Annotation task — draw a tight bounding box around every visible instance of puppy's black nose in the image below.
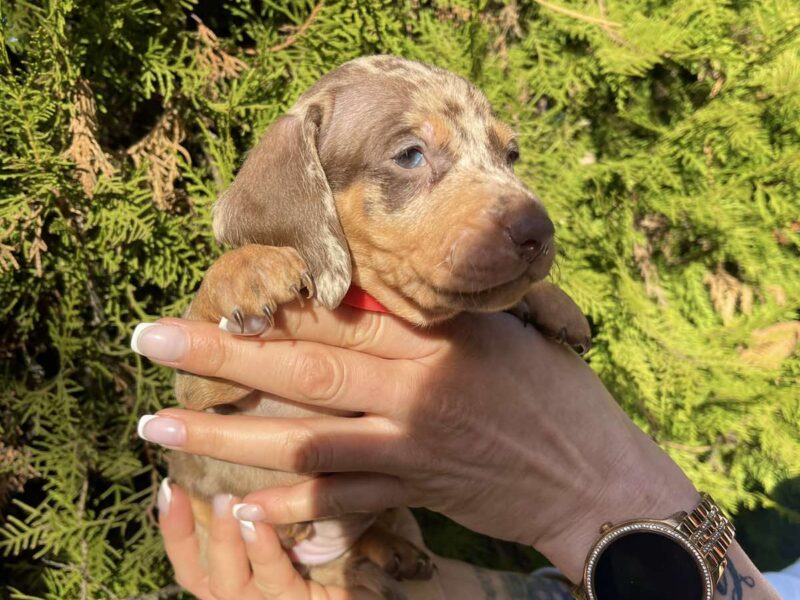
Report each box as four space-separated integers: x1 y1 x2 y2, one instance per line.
507 213 555 261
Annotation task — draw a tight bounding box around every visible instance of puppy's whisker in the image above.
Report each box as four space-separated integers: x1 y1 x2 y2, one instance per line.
432 249 452 272
447 238 462 275
550 256 563 284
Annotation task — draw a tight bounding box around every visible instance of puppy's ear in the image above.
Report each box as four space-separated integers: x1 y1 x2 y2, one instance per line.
212 102 351 309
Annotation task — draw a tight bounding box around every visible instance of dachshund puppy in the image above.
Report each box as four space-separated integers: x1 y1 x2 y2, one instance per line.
170 55 591 599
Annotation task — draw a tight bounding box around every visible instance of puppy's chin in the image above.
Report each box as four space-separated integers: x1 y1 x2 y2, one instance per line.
431 272 539 314
413 251 554 316
349 255 552 325
372 272 541 326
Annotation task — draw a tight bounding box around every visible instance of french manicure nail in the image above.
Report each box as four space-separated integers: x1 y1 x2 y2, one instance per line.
130 323 187 362
239 519 257 543
232 503 265 522
219 315 268 336
157 478 173 518
213 494 234 518
137 415 186 447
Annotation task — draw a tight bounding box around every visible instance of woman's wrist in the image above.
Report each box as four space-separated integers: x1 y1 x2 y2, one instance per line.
533 463 780 599
533 430 700 583
715 543 781 599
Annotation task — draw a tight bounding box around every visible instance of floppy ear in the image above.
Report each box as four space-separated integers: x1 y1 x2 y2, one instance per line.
212 102 351 309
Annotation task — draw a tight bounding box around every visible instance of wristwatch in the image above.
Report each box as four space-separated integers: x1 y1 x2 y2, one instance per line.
573 493 735 600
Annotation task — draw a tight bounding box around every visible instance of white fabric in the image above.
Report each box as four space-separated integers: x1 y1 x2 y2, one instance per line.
288 514 376 566
765 558 800 599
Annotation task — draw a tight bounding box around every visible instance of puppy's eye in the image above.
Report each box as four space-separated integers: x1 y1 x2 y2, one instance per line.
507 147 520 166
394 147 426 169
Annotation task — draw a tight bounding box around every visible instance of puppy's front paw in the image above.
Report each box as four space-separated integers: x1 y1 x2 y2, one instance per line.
196 244 314 335
512 281 592 354
353 526 435 581
343 557 408 600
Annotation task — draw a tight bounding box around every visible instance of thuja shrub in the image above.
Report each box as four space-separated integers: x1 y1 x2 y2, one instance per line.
1 0 798 596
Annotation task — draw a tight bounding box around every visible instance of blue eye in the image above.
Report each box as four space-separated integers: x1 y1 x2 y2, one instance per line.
393 146 426 169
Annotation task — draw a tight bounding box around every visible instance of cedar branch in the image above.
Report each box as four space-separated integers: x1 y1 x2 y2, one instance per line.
534 0 621 27
270 2 324 53
124 584 184 600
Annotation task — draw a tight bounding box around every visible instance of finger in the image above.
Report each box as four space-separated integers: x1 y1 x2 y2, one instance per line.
158 480 214 600
207 494 251 600
264 303 442 360
235 474 410 525
134 319 412 415
240 519 311 599
241 520 377 600
142 411 409 474
170 300 441 360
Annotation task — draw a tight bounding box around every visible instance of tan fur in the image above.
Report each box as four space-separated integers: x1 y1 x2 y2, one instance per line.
171 55 592 599
337 174 554 323
190 494 213 531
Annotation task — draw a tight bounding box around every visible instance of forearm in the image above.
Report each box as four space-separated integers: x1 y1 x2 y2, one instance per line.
541 494 781 600
436 545 780 600
501 430 780 599
715 543 780 600
471 568 571 599
434 556 573 599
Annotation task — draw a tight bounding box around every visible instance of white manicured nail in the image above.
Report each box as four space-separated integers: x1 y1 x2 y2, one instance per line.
213 494 234 517
137 415 186 446
130 323 156 354
239 519 257 543
219 315 269 336
157 478 172 518
233 503 265 521
137 415 157 440
130 323 187 362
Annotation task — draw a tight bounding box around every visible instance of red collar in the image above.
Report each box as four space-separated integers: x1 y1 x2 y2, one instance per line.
341 286 390 313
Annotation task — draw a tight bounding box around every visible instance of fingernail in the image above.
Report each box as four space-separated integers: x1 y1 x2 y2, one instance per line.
158 478 173 518
213 494 233 518
239 519 257 543
137 415 186 447
219 315 269 336
232 503 265 522
131 323 187 362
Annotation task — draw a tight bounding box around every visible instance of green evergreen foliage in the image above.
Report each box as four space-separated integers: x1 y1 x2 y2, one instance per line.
1 0 798 596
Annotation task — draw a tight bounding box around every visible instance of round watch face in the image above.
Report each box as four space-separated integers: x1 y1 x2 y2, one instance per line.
592 531 706 600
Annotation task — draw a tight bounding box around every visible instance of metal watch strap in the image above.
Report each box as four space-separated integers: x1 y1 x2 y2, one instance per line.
572 493 735 599
676 493 736 579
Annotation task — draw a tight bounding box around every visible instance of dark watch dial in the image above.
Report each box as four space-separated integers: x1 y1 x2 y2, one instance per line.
592 531 705 600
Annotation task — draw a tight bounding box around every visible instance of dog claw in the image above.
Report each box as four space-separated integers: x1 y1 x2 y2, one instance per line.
232 308 245 334
290 285 305 307
557 327 568 344
386 553 401 577
416 556 434 578
574 337 592 356
261 305 275 329
301 272 315 299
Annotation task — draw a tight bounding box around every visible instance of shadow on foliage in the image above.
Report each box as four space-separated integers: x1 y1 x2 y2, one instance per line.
736 476 800 572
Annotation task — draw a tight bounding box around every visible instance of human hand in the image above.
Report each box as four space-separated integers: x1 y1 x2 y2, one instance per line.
133 304 699 581
157 479 375 600
157 477 579 600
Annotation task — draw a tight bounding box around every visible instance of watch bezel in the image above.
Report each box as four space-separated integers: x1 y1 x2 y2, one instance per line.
582 520 713 600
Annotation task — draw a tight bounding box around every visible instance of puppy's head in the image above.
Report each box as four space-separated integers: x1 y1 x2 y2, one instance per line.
214 55 555 324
